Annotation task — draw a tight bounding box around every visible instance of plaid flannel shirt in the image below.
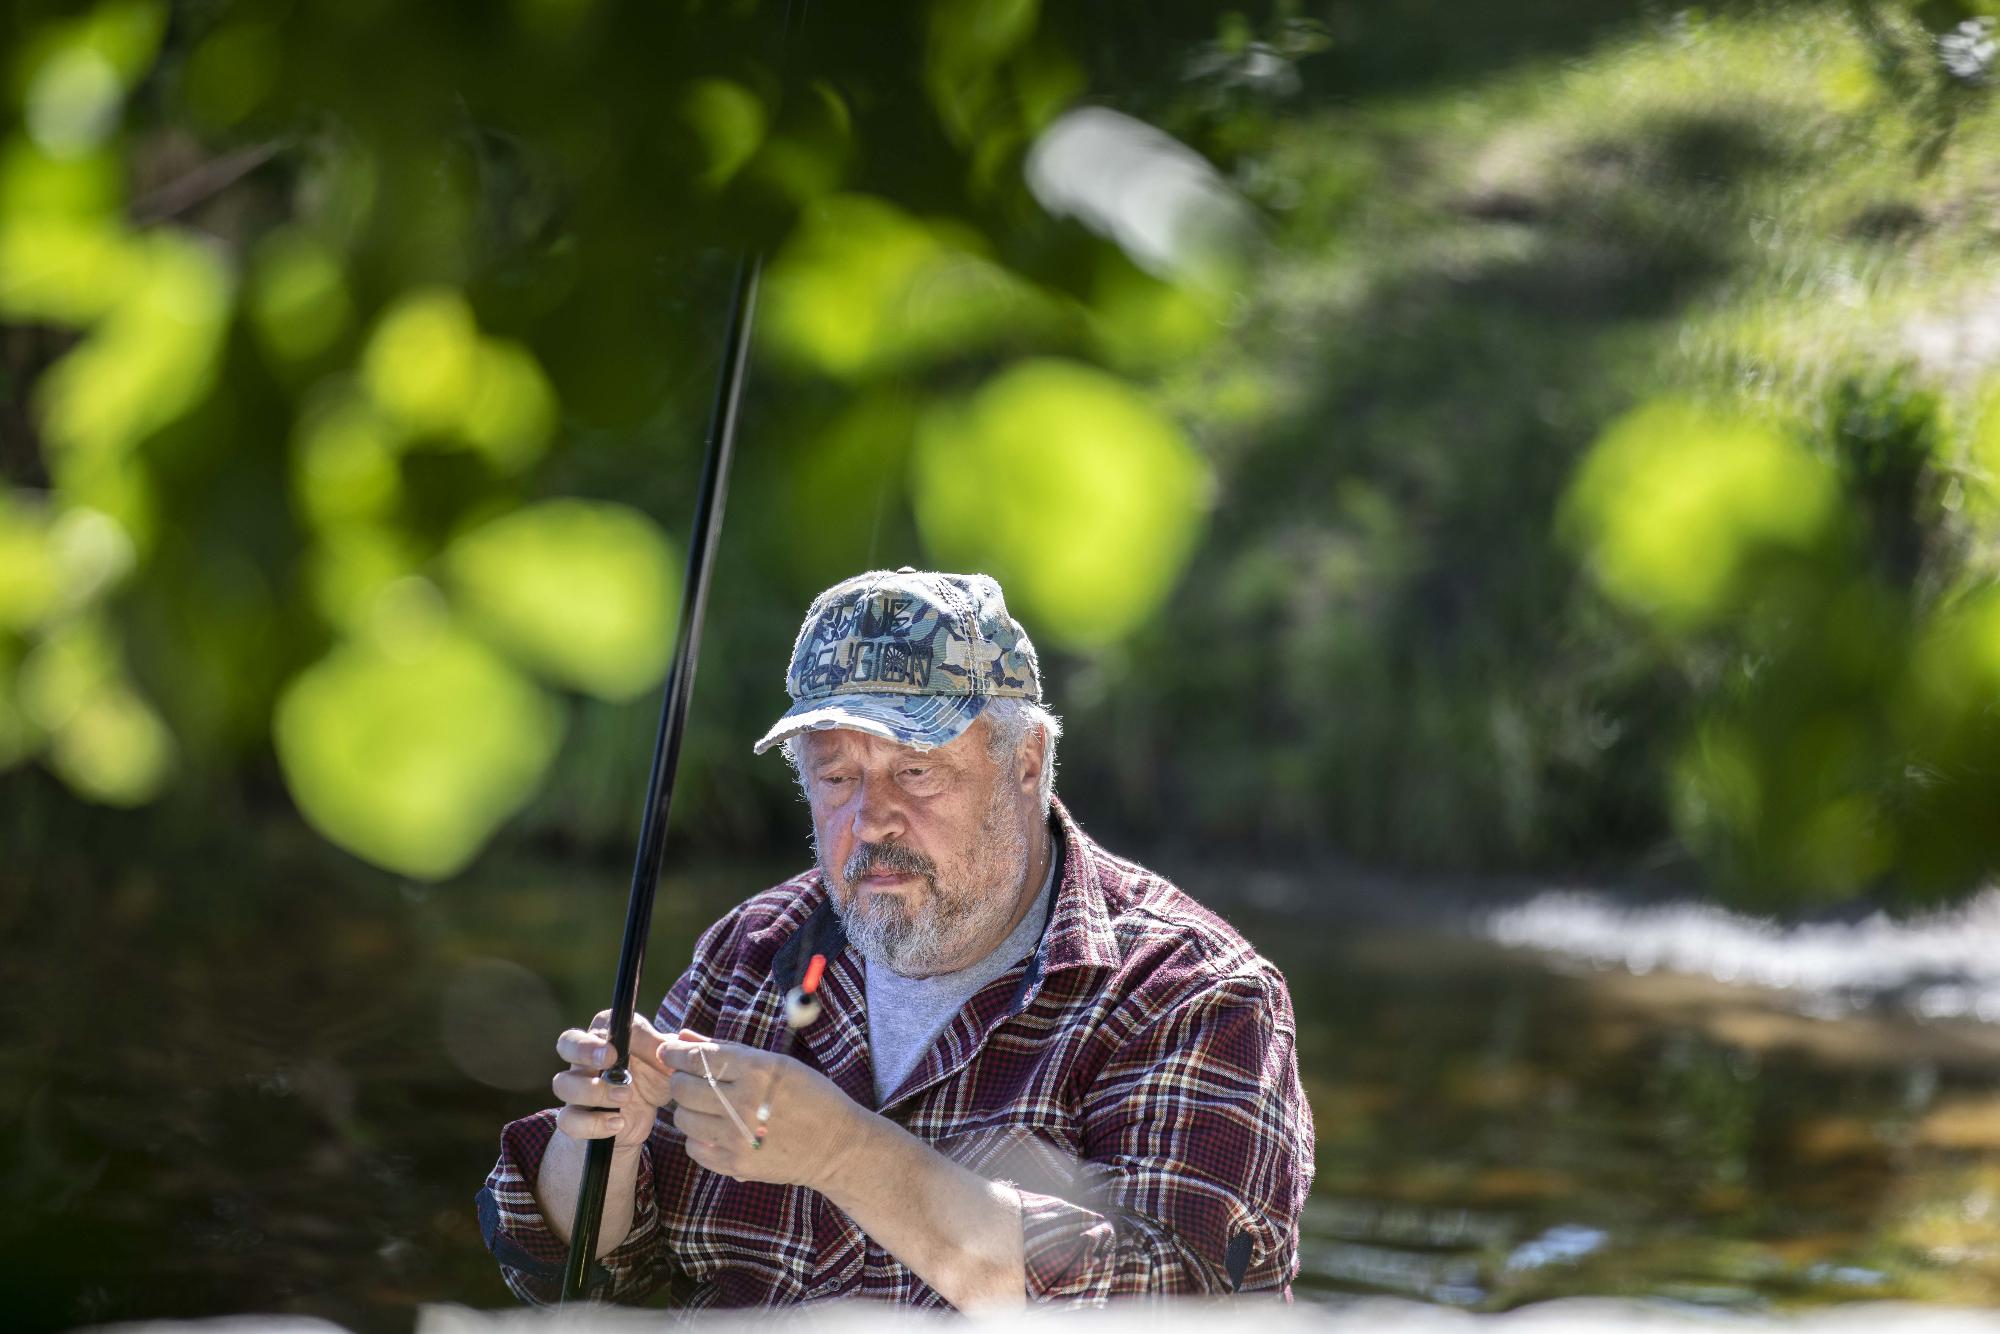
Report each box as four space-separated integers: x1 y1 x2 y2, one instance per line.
476 796 1314 1308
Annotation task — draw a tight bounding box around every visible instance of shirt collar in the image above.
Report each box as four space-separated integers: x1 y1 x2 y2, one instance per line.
1039 793 1121 975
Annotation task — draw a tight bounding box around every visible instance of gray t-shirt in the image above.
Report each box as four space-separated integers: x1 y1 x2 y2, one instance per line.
865 856 1055 1106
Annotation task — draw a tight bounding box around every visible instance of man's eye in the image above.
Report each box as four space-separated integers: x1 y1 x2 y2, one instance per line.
902 767 929 778
819 774 850 787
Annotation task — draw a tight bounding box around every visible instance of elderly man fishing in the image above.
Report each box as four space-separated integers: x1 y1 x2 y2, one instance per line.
477 568 1315 1307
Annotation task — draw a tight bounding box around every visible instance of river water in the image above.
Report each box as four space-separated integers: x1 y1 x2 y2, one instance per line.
4 846 1998 1331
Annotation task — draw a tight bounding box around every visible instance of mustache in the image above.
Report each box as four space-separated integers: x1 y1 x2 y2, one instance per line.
842 841 937 884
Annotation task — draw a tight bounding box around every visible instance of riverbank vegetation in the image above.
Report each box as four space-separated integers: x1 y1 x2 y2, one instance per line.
6 1 2000 906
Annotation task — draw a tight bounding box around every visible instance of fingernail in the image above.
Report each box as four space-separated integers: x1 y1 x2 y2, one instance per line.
609 1116 625 1131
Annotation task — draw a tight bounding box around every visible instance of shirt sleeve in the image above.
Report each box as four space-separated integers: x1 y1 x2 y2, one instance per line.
473 905 750 1306
1017 967 1315 1302
474 1108 679 1305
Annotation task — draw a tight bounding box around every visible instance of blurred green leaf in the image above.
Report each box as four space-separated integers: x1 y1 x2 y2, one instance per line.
306 525 423 630
362 287 482 436
0 491 59 631
681 78 768 192
293 386 404 531
274 624 563 880
14 0 165 157
250 229 353 365
18 615 117 733
910 358 1210 646
926 0 1039 145
361 288 554 471
0 142 131 323
444 499 680 701
460 339 557 473
761 193 1057 377
46 677 174 805
34 231 232 484
1563 400 1840 630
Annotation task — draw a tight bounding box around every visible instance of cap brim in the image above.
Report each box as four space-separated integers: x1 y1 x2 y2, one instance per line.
753 691 988 756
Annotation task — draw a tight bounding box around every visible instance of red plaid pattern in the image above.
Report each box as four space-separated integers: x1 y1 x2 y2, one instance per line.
476 797 1314 1308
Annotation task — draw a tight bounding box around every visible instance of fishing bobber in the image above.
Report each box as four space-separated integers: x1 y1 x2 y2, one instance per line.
785 953 826 1029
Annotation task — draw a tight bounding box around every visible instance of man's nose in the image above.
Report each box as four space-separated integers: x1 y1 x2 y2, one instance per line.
850 775 906 844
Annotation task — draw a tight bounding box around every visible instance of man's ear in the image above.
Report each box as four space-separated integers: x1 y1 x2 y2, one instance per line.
1015 725 1047 799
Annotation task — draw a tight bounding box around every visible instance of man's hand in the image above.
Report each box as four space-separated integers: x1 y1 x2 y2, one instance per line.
551 1010 676 1151
658 1031 865 1192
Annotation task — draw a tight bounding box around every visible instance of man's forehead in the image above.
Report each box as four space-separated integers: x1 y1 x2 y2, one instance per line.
801 721 983 762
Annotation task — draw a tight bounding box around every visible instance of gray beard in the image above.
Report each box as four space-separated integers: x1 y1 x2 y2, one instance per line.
819 786 1030 978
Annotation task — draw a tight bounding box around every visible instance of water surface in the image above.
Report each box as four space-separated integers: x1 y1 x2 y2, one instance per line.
5 847 1997 1331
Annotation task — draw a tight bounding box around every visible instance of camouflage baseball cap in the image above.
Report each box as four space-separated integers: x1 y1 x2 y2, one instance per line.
753 567 1042 755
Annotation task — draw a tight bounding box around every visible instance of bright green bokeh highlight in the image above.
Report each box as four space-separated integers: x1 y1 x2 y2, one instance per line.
47 505 136 610
0 141 131 323
761 194 1055 378
910 358 1210 647
16 615 173 805
361 289 554 471
0 491 59 630
1905 591 2000 742
925 0 1039 145
13 0 165 157
445 500 680 701
363 288 482 435
682 78 767 191
47 678 174 805
274 626 564 880
461 340 557 472
307 525 421 631
293 390 403 530
1564 400 1839 629
25 45 123 158
35 231 232 472
18 616 116 732
251 230 353 364
1969 383 2000 516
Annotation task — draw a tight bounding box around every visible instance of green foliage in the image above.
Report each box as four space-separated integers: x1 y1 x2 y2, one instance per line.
274 615 564 879
1564 401 1841 631
443 500 681 702
0 0 1230 878
910 358 1211 646
8 0 2000 903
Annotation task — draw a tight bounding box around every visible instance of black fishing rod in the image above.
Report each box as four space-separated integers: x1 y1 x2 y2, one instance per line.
560 251 761 1300
560 3 803 1300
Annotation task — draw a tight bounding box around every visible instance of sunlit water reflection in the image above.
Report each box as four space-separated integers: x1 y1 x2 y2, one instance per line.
6 852 1999 1331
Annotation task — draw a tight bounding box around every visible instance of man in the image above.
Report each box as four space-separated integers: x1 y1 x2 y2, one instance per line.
477 568 1314 1308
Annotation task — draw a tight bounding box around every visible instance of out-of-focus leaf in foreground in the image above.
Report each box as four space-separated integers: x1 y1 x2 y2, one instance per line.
910 358 1210 647
444 499 681 702
273 604 563 880
1562 400 1839 630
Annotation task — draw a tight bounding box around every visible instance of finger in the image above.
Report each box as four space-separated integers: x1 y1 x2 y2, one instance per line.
556 1104 628 1141
556 1027 618 1069
667 1069 722 1113
673 1104 736 1145
627 1016 677 1076
658 1037 733 1079
552 1068 636 1108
